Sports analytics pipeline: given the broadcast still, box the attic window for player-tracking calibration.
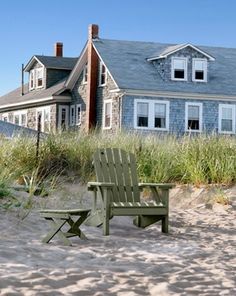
[29,70,35,90]
[82,64,88,84]
[171,57,187,81]
[192,58,207,82]
[99,61,107,86]
[36,68,43,88]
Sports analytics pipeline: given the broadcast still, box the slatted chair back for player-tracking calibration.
[93,148,140,203]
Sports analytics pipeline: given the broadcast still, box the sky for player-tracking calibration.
[0,0,236,96]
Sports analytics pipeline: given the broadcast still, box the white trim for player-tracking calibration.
[192,58,207,82]
[98,61,107,86]
[1,112,9,122]
[109,88,236,102]
[35,67,44,89]
[171,57,188,81]
[65,44,88,90]
[70,105,75,126]
[185,102,203,132]
[134,99,170,131]
[29,70,35,90]
[103,99,112,129]
[82,64,88,84]
[58,105,69,129]
[36,106,51,132]
[92,44,119,89]
[147,43,215,61]
[24,56,45,72]
[13,110,27,127]
[218,104,235,134]
[76,104,82,125]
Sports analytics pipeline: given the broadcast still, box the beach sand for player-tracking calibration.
[0,184,235,295]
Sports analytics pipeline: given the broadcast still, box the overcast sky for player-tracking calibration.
[0,0,236,96]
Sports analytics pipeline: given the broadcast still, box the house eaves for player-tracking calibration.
[24,56,45,72]
[65,43,88,90]
[147,43,215,61]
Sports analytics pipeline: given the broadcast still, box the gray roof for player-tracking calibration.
[0,120,40,138]
[93,38,236,96]
[26,56,78,71]
[0,78,67,109]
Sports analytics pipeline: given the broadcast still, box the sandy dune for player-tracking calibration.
[0,185,235,295]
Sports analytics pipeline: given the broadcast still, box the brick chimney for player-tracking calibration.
[86,24,99,132]
[54,42,63,57]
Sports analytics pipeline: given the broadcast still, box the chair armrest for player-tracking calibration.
[87,181,115,191]
[139,183,175,190]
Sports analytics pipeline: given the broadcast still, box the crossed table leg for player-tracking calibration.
[40,209,91,246]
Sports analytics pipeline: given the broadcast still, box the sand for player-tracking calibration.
[0,184,235,296]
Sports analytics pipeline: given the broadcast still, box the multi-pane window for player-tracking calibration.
[192,59,207,82]
[76,104,81,125]
[29,67,44,90]
[29,70,34,90]
[83,64,88,84]
[99,61,107,86]
[219,104,235,134]
[135,99,169,130]
[36,107,50,133]
[137,102,148,127]
[185,103,202,132]
[70,105,75,126]
[155,103,166,128]
[103,100,112,129]
[172,57,187,80]
[13,111,27,127]
[36,68,43,88]
[2,113,8,122]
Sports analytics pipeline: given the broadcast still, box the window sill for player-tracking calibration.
[134,126,169,131]
[219,130,235,135]
[185,129,202,133]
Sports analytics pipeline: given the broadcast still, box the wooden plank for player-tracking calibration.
[112,149,126,202]
[129,152,140,202]
[111,207,167,216]
[106,148,119,202]
[93,150,104,182]
[120,149,133,202]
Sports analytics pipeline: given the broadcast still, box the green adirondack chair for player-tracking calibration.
[87,148,175,236]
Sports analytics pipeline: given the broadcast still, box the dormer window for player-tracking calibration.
[82,64,88,84]
[29,67,44,90]
[192,58,207,82]
[171,57,187,81]
[99,61,107,86]
[36,68,43,88]
[29,70,35,90]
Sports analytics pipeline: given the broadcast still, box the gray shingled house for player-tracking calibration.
[1,24,236,135]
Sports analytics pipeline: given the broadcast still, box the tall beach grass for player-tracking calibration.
[0,131,236,187]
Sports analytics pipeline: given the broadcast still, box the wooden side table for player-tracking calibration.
[40,208,91,246]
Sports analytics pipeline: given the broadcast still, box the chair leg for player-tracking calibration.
[162,216,169,233]
[103,211,110,236]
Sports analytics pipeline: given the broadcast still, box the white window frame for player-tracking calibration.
[76,104,82,126]
[171,57,188,81]
[29,70,35,90]
[99,61,107,86]
[13,110,27,127]
[1,113,9,122]
[103,99,112,129]
[219,104,235,134]
[185,102,203,132]
[70,105,75,126]
[36,106,51,133]
[134,99,170,131]
[58,105,69,130]
[192,58,207,82]
[36,67,44,88]
[82,64,88,84]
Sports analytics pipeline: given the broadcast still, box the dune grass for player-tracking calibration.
[0,131,236,190]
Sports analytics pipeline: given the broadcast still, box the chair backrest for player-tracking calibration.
[93,148,140,203]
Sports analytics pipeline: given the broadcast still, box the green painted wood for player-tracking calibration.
[120,149,133,202]
[89,148,173,235]
[112,148,126,201]
[129,153,140,202]
[106,148,119,201]
[133,215,163,228]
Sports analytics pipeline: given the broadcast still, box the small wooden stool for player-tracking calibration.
[40,208,91,246]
